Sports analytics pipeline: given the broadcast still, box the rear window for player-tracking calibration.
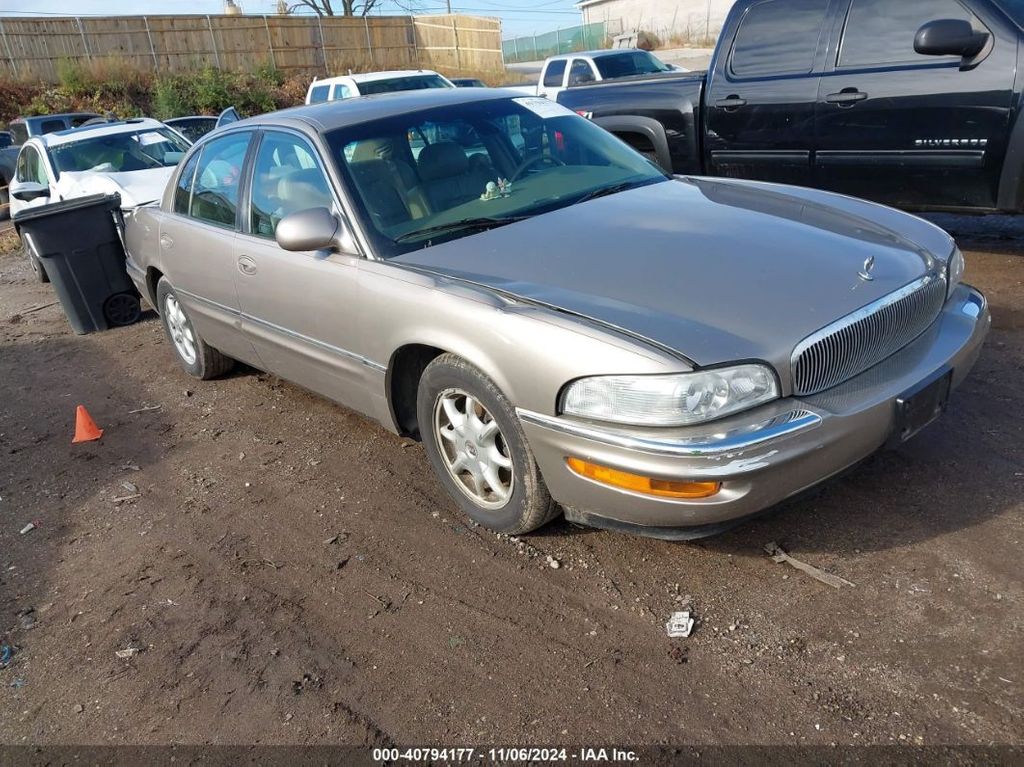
[10,123,28,145]
[357,74,453,95]
[308,84,330,104]
[593,51,672,79]
[730,0,829,78]
[543,60,566,87]
[39,119,67,135]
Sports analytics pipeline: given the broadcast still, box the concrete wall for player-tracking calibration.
[578,0,736,43]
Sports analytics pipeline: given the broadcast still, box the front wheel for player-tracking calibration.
[417,353,559,534]
[156,278,234,380]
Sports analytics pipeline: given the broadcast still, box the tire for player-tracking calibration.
[156,278,234,380]
[103,291,142,327]
[23,231,49,283]
[417,353,559,534]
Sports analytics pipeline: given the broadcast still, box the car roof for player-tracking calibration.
[310,70,446,88]
[35,118,168,147]
[239,87,517,133]
[12,112,102,126]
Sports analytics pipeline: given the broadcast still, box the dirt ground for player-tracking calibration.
[0,216,1021,749]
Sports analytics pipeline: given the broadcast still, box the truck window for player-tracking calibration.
[839,0,980,68]
[730,0,829,78]
[569,59,596,85]
[39,119,66,134]
[308,84,330,104]
[543,60,567,88]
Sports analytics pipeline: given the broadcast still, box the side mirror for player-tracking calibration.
[275,207,352,253]
[914,19,989,58]
[11,181,49,202]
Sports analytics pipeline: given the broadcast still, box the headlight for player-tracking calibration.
[947,247,965,299]
[560,365,779,427]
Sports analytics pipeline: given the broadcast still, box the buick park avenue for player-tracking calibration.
[123,89,989,539]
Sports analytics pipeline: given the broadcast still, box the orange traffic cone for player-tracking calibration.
[72,405,104,444]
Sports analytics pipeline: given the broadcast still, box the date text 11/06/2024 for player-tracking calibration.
[372,747,640,762]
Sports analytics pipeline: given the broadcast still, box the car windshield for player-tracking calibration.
[358,74,453,95]
[50,127,190,177]
[325,96,667,257]
[594,51,673,79]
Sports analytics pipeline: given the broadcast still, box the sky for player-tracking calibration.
[0,0,583,38]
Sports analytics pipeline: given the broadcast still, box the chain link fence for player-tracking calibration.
[502,21,610,64]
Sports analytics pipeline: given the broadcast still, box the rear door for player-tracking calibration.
[705,0,833,186]
[233,128,373,414]
[158,129,258,363]
[815,0,1016,210]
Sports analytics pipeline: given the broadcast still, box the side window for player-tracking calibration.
[249,132,334,239]
[730,0,829,78]
[308,84,330,104]
[17,146,47,184]
[173,151,201,215]
[839,0,979,68]
[543,60,567,88]
[333,84,352,100]
[10,123,28,145]
[189,131,252,228]
[569,59,596,85]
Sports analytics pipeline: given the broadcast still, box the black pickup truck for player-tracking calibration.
[557,0,1024,213]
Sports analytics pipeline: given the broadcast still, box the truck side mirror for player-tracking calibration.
[914,19,989,58]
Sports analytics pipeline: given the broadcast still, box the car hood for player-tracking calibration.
[394,177,953,375]
[55,167,174,209]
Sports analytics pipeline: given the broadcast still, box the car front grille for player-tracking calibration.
[791,274,947,396]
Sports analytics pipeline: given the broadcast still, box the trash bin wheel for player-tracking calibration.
[103,292,142,327]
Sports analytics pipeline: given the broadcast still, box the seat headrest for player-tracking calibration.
[418,141,470,182]
[277,167,331,211]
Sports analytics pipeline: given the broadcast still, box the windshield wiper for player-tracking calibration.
[394,215,530,243]
[573,180,648,205]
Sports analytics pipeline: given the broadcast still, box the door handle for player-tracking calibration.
[825,89,868,106]
[237,255,257,276]
[159,234,173,249]
[716,95,747,110]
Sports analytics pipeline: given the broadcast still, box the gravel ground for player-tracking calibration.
[0,222,1021,748]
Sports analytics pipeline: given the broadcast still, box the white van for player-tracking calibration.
[305,70,455,104]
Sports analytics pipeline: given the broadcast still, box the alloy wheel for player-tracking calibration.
[164,293,197,366]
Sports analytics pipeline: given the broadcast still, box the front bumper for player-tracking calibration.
[518,285,990,538]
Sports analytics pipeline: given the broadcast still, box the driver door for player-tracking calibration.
[8,144,54,218]
[233,129,372,414]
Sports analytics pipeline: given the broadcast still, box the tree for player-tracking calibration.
[289,0,425,16]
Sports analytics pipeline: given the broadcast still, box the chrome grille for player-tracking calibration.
[791,275,947,396]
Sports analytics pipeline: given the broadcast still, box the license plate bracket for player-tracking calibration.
[891,367,952,445]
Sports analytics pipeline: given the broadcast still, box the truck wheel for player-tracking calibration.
[156,278,234,380]
[417,353,559,534]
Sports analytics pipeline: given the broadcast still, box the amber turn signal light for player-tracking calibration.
[566,457,721,499]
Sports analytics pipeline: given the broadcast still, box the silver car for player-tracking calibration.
[123,89,989,539]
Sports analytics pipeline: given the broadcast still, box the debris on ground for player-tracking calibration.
[115,647,140,659]
[667,645,689,664]
[111,493,142,504]
[546,555,561,569]
[765,542,855,589]
[121,481,138,493]
[0,645,12,666]
[9,677,26,689]
[127,404,162,414]
[19,522,36,535]
[666,610,695,638]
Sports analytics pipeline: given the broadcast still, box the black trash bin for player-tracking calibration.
[14,192,141,335]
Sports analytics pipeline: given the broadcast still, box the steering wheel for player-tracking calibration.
[510,153,565,182]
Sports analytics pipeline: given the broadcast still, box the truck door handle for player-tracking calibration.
[825,89,868,106]
[237,255,257,276]
[716,95,747,110]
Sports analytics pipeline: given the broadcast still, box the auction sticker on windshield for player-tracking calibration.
[513,97,577,119]
[135,132,167,146]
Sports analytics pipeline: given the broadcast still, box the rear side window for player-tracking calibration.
[308,84,330,104]
[543,60,566,87]
[173,151,201,215]
[10,123,28,145]
[839,0,979,68]
[187,131,252,228]
[730,0,829,78]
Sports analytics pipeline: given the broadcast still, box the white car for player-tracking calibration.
[535,49,685,100]
[9,117,191,281]
[304,70,455,104]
